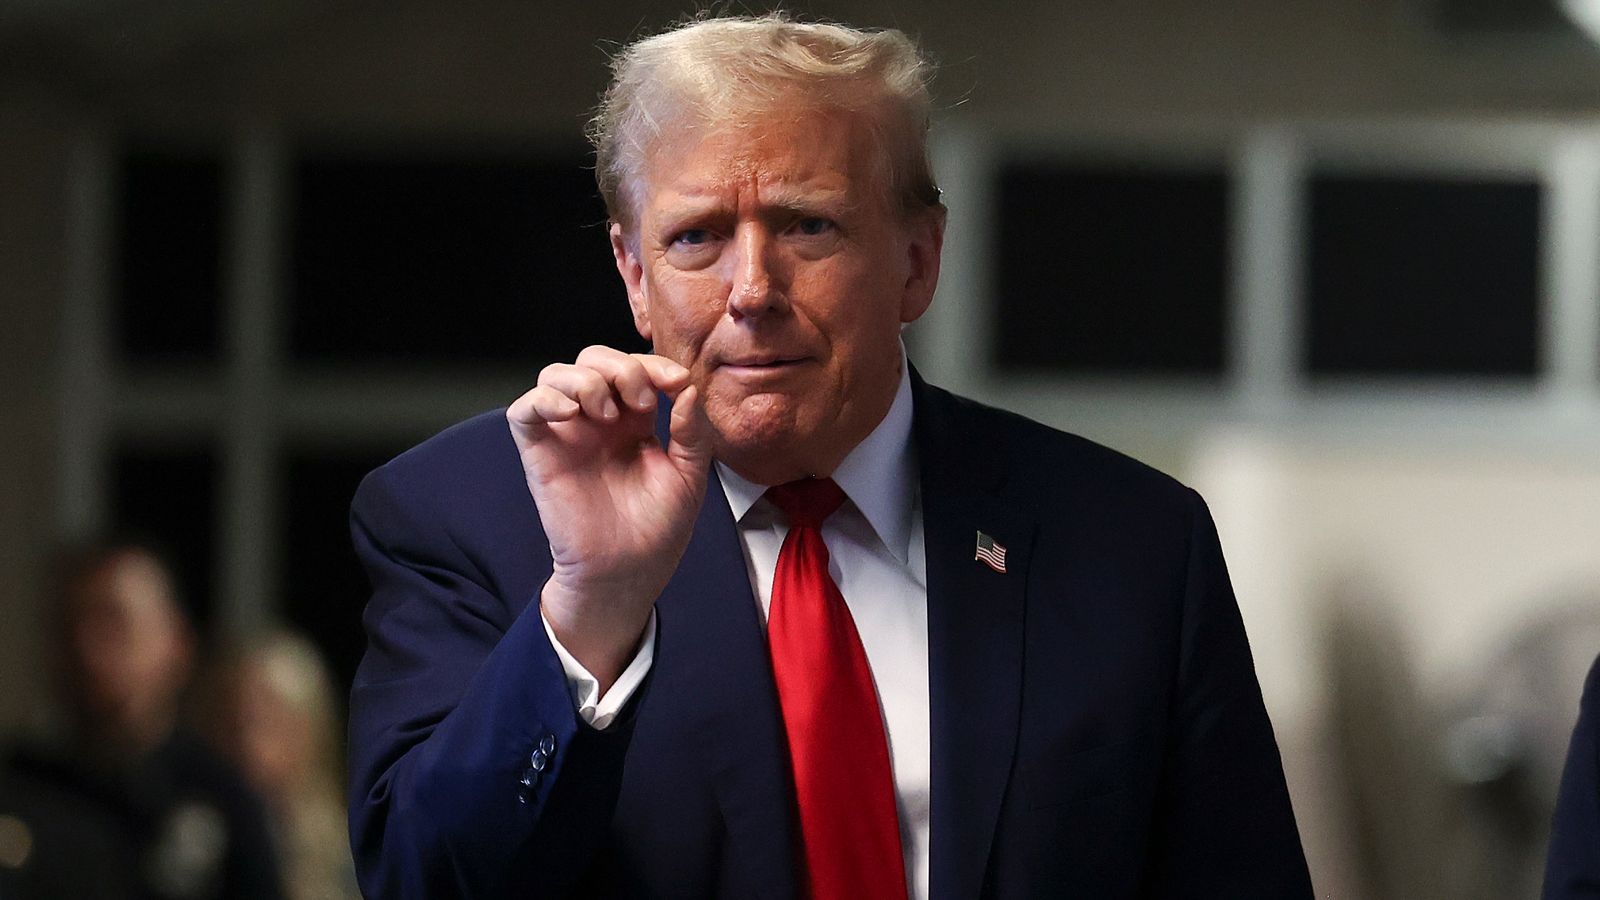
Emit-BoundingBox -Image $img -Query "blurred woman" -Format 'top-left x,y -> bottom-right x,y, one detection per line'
206,631 -> 357,900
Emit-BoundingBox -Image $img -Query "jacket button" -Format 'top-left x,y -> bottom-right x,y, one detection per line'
539,733 -> 556,755
529,750 -> 548,772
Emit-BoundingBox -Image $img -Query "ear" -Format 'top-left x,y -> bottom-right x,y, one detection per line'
611,222 -> 653,342
898,207 -> 946,324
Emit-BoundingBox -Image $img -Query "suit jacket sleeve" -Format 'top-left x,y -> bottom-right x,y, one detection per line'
1146,492 -> 1314,897
345,460 -> 637,899
1543,653 -> 1600,899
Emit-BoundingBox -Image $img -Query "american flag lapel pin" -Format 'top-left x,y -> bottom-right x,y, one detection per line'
974,531 -> 1007,573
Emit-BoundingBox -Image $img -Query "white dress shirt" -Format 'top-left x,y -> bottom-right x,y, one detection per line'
542,359 -> 932,899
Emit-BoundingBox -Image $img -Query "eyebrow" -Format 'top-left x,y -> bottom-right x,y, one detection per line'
654,196 -> 735,225
655,186 -> 862,226
765,180 -> 873,220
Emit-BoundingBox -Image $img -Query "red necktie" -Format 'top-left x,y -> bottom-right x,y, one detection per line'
764,478 -> 908,900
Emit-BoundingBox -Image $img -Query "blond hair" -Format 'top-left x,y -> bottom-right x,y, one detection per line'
589,12 -> 941,230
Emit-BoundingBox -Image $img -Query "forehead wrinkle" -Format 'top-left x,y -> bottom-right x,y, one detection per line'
652,179 -> 861,227
638,113 -> 881,232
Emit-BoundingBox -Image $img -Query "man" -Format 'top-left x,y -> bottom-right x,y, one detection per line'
1544,653 -> 1600,898
347,13 -> 1312,899
6,542 -> 284,900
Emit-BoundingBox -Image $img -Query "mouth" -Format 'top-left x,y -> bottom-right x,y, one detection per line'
715,355 -> 811,374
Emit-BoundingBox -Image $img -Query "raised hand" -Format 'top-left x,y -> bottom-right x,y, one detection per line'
506,345 -> 712,689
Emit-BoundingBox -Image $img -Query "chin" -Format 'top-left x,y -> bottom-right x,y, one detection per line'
707,394 -> 811,463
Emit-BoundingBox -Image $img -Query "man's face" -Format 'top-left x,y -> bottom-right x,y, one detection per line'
64,551 -> 192,738
611,106 -> 943,484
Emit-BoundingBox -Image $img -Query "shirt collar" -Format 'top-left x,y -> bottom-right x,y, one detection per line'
716,347 -> 917,563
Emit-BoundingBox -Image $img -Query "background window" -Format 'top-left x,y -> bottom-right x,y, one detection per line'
993,162 -> 1230,376
1306,174 -> 1541,379
116,151 -> 225,366
290,153 -> 641,367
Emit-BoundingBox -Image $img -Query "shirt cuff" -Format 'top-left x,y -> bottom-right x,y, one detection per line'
540,608 -> 656,731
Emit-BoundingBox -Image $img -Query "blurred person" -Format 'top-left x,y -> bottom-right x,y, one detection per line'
5,541 -> 284,900
348,12 -> 1311,899
1544,652 -> 1600,898
206,631 -> 358,900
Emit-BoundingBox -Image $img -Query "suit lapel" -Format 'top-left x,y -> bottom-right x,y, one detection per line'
643,406 -> 799,900
913,373 -> 1033,900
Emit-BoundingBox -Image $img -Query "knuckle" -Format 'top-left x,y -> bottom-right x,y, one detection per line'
577,344 -> 619,365
573,368 -> 608,393
632,354 -> 671,382
617,357 -> 648,381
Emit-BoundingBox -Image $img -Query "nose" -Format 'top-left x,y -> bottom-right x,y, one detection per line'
726,224 -> 787,320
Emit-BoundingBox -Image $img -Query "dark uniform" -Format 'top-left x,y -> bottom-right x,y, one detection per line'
4,732 -> 284,900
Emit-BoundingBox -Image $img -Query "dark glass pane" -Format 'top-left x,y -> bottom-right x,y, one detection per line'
290,153 -> 639,366
1306,175 -> 1540,378
1433,0 -> 1569,33
995,163 -> 1229,375
110,446 -> 218,629
280,446 -> 412,699
116,152 -> 225,364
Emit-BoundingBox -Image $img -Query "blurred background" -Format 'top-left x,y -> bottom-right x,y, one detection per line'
4,0 -> 1600,896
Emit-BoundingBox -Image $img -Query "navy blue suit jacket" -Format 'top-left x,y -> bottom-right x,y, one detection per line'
347,373 -> 1312,898
1545,653 -> 1600,898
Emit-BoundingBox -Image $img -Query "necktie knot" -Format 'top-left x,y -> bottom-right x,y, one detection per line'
764,478 -> 846,530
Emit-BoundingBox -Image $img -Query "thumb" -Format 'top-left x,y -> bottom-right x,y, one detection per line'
666,385 -> 712,474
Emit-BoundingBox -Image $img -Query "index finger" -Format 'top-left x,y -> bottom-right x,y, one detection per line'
572,346 -> 689,411
631,354 -> 691,394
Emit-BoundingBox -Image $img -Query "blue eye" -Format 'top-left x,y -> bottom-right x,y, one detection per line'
673,229 -> 712,247
795,217 -> 833,236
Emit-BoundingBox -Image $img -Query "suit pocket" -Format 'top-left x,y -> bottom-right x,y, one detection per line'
1019,732 -> 1158,810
